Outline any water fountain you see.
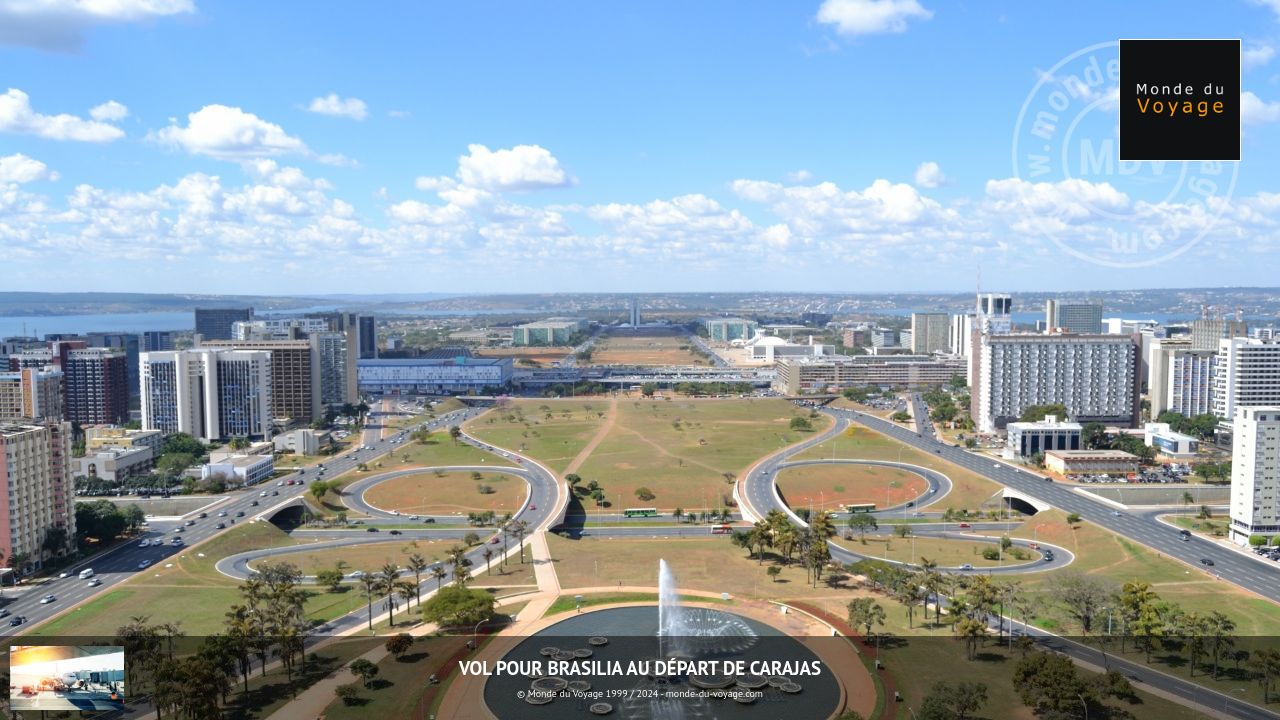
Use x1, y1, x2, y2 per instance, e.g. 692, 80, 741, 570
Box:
483, 558, 841, 719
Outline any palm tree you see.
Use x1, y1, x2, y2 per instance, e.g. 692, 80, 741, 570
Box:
482, 547, 495, 575
395, 580, 417, 619
957, 617, 987, 660
380, 563, 402, 626
359, 573, 379, 632
508, 520, 529, 564
895, 574, 926, 629
430, 564, 447, 591
809, 510, 837, 540
407, 554, 429, 607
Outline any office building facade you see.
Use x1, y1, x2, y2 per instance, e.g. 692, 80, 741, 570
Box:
1191, 318, 1248, 351
357, 357, 513, 394
0, 422, 75, 572
513, 318, 590, 346
142, 331, 175, 352
972, 334, 1140, 432
358, 315, 377, 359
910, 313, 950, 355
1229, 406, 1280, 545
1045, 300, 1104, 334
949, 313, 973, 357
140, 349, 274, 442
772, 355, 966, 395
195, 307, 254, 341
201, 339, 319, 425
1005, 416, 1083, 457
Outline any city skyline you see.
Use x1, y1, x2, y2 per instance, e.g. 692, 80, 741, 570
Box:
3, 1, 1280, 293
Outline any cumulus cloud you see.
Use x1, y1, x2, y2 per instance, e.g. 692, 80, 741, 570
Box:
816, 0, 932, 36
914, 161, 946, 188
89, 100, 129, 122
1242, 90, 1280, 126
456, 144, 574, 191
0, 154, 59, 184
0, 0, 194, 51
1243, 43, 1276, 70
152, 105, 307, 159
306, 93, 368, 120
0, 88, 125, 142
784, 169, 814, 183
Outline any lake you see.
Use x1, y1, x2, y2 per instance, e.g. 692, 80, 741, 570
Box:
0, 312, 194, 338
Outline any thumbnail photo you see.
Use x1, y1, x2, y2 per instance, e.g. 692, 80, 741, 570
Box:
9, 645, 126, 713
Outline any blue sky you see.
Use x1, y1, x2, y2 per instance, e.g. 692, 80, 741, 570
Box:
2, 0, 1279, 294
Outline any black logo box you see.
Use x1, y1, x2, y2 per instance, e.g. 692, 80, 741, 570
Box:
1119, 38, 1240, 161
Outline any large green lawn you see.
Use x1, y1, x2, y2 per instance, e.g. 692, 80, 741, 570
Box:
467, 399, 610, 474
572, 398, 828, 510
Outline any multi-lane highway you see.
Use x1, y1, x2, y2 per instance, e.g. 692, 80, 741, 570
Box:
832, 405, 1280, 599
1, 403, 487, 637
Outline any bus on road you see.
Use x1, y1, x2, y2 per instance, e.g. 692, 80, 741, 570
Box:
845, 503, 876, 514
710, 524, 733, 534
623, 507, 658, 518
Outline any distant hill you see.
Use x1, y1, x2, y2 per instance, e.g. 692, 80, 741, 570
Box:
0, 292, 333, 317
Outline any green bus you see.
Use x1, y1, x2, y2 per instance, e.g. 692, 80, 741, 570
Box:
623, 507, 658, 518
845, 503, 876, 514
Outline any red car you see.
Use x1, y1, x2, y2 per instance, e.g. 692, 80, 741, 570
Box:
958, 523, 971, 529
528, 504, 537, 511
489, 537, 501, 544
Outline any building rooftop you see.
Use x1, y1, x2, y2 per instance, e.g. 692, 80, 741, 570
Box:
1008, 416, 1083, 431
1044, 449, 1138, 459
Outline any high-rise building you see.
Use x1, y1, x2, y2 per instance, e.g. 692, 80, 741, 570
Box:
195, 307, 254, 341
305, 312, 360, 404
0, 421, 75, 572
630, 298, 640, 327
513, 318, 590, 345
312, 331, 349, 407
62, 347, 129, 425
949, 313, 974, 357
1045, 300, 1104, 334
142, 330, 175, 352
910, 313, 950, 355
870, 329, 898, 348
1147, 339, 1215, 419
141, 349, 273, 442
1213, 337, 1280, 423
1229, 406, 1280, 545
0, 368, 63, 421
200, 339, 319, 426
85, 332, 141, 409
1191, 317, 1248, 351
232, 317, 331, 341
969, 292, 1014, 388
358, 315, 377, 359
972, 333, 1140, 431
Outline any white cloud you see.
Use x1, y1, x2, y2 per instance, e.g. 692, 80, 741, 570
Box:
89, 100, 129, 122
984, 177, 1129, 223
1252, 0, 1280, 19
914, 161, 946, 188
456, 144, 574, 191
0, 0, 194, 51
0, 154, 59, 184
306, 94, 368, 120
1243, 43, 1275, 70
1242, 90, 1280, 126
387, 200, 469, 226
784, 169, 813, 183
816, 0, 932, 36
152, 105, 307, 159
0, 88, 125, 142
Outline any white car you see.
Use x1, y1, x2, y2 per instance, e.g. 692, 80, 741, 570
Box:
138, 539, 150, 548
39, 595, 56, 604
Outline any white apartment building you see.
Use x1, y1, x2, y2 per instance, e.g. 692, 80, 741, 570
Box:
949, 313, 973, 358
0, 422, 75, 573
140, 349, 274, 442
972, 334, 1139, 432
1229, 406, 1280, 545
1212, 338, 1280, 424
1147, 338, 1215, 418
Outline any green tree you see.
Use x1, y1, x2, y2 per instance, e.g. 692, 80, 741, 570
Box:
448, 425, 462, 444
407, 553, 429, 607
421, 585, 497, 628
1012, 651, 1097, 717
635, 486, 656, 502
918, 681, 988, 720
349, 658, 379, 688
316, 568, 345, 593
1081, 422, 1108, 449
335, 683, 361, 705
789, 416, 813, 431
1019, 403, 1069, 422
846, 597, 886, 641
766, 565, 782, 582
385, 632, 414, 660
